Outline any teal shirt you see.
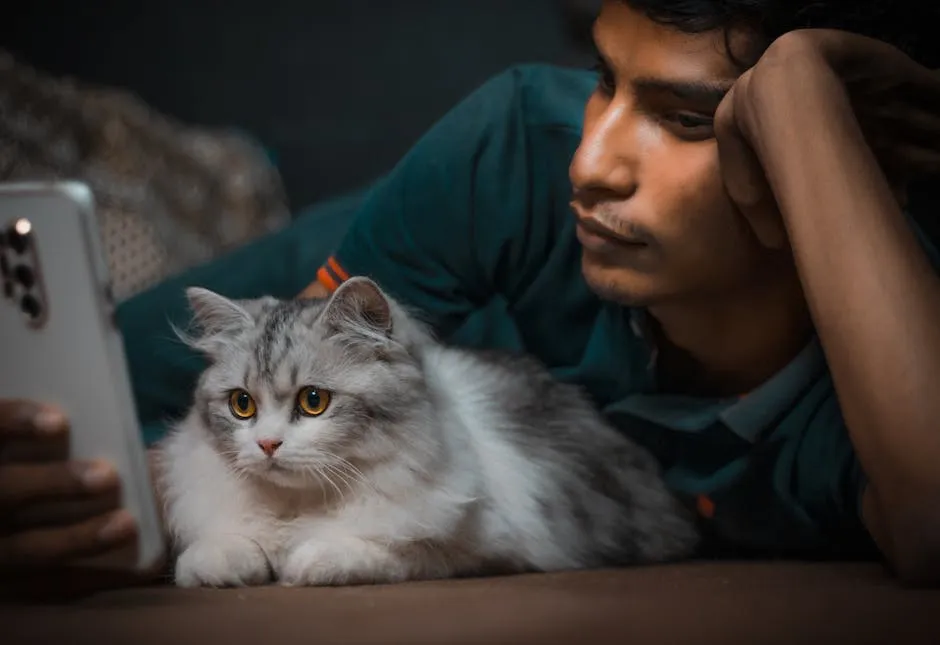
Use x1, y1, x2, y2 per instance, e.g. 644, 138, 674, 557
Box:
323, 65, 940, 557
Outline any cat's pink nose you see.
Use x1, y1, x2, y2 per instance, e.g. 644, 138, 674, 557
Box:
257, 439, 283, 457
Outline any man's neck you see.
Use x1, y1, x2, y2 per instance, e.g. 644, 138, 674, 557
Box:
647, 279, 814, 398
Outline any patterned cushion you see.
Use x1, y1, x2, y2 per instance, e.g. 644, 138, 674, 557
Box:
0, 50, 292, 301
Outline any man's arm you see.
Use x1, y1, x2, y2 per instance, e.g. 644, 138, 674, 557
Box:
299, 281, 330, 299
740, 36, 940, 584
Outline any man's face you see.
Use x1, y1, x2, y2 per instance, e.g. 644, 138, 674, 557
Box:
570, 1, 783, 307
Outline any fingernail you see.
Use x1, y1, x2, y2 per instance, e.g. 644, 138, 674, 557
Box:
73, 461, 117, 491
33, 407, 67, 434
98, 510, 136, 543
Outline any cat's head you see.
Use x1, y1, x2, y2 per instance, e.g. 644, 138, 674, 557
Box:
180, 277, 435, 490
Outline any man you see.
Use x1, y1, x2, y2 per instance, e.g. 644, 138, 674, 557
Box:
2, 0, 939, 587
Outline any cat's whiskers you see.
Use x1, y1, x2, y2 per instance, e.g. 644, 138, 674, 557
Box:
324, 454, 378, 496
227, 463, 254, 486
218, 449, 251, 477
310, 466, 329, 503
323, 462, 364, 499
308, 464, 346, 504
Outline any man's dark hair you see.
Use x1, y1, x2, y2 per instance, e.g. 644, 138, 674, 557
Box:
623, 0, 939, 67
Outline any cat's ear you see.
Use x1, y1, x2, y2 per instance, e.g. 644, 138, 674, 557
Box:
185, 287, 254, 338
324, 277, 393, 338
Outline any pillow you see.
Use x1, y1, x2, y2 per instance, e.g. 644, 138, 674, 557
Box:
0, 50, 292, 301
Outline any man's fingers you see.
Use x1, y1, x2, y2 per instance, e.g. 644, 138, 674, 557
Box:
0, 509, 137, 567
0, 461, 119, 509
891, 65, 940, 115
868, 137, 940, 179
0, 434, 69, 464
888, 146, 940, 178
715, 86, 786, 250
1, 490, 122, 531
859, 105, 940, 150
0, 400, 68, 437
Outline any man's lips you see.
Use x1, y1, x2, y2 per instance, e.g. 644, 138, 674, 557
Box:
576, 219, 648, 248
570, 203, 651, 248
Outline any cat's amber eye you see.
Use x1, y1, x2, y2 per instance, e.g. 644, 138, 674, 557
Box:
229, 389, 257, 419
296, 386, 331, 417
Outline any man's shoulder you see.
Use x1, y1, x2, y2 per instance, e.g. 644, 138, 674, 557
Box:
324, 65, 598, 337
473, 64, 596, 134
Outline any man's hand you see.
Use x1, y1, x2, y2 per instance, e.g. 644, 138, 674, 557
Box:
783, 30, 940, 183
0, 399, 143, 593
715, 28, 940, 235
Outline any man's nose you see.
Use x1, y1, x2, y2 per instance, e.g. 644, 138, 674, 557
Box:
569, 98, 639, 198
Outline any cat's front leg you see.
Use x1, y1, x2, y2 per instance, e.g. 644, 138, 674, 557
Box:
175, 534, 273, 588
279, 538, 411, 586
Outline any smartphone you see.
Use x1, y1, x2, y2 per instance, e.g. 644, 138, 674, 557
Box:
0, 181, 165, 572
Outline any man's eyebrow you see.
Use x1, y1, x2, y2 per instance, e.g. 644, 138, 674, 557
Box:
633, 77, 735, 104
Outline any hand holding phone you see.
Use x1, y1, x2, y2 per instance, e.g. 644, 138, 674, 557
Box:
0, 399, 138, 565
0, 182, 166, 592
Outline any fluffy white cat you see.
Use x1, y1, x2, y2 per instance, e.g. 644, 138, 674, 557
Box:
157, 277, 698, 587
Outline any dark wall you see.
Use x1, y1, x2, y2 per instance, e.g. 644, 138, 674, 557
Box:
3, 1, 595, 211
4, 1, 934, 232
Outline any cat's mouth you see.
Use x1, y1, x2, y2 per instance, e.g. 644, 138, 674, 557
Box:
245, 458, 303, 485
237, 455, 293, 476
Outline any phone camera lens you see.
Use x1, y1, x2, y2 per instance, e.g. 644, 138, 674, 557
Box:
0, 253, 9, 278
9, 232, 29, 254
20, 293, 42, 320
7, 219, 32, 255
3, 280, 13, 299
13, 264, 34, 289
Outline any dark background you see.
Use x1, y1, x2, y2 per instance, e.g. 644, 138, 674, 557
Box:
1, 0, 597, 212
2, 0, 935, 235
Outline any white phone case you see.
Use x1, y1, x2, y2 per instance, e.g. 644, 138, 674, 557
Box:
0, 181, 165, 571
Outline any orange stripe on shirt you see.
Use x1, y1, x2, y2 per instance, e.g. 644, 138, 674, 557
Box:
316, 266, 339, 292
327, 256, 350, 281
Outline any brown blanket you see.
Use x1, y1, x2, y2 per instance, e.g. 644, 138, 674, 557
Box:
4, 561, 939, 645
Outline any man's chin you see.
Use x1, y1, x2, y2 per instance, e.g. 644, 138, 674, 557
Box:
581, 260, 658, 308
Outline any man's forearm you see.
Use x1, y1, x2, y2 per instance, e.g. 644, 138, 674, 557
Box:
748, 62, 940, 576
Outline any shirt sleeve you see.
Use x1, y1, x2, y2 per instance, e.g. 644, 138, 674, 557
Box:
314, 66, 553, 338
772, 376, 875, 553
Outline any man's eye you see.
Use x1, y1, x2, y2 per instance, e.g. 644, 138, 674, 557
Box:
665, 112, 714, 130
591, 57, 615, 96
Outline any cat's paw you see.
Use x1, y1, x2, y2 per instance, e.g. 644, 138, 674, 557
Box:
279, 539, 402, 587
174, 536, 272, 588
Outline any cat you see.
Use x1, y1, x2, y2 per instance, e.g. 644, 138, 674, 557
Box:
156, 276, 699, 587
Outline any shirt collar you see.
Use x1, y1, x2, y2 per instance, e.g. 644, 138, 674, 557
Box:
619, 308, 825, 443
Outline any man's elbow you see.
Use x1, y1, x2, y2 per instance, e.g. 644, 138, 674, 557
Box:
888, 547, 940, 586
866, 487, 940, 586
883, 511, 940, 587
